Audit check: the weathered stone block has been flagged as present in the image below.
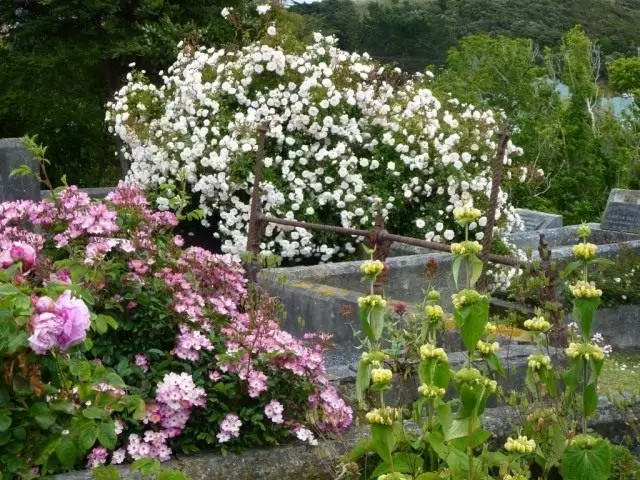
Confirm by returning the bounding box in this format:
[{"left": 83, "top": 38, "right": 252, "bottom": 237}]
[
  {"left": 0, "top": 138, "right": 40, "bottom": 202},
  {"left": 601, "top": 188, "right": 640, "bottom": 233}
]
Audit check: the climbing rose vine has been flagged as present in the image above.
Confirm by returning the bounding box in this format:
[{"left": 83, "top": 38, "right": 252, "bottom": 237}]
[{"left": 107, "top": 11, "right": 525, "bottom": 261}]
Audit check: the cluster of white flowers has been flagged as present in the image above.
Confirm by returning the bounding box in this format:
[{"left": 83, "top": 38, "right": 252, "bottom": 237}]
[{"left": 107, "top": 22, "right": 524, "bottom": 261}]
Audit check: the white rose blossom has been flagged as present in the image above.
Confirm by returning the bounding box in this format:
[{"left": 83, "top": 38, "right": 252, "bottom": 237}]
[{"left": 107, "top": 28, "right": 522, "bottom": 262}]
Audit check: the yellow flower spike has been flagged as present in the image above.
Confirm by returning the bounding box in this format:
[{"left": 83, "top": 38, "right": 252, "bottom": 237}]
[
  {"left": 569, "top": 281, "right": 602, "bottom": 298},
  {"left": 504, "top": 435, "right": 536, "bottom": 454},
  {"left": 360, "top": 259, "right": 385, "bottom": 277},
  {"left": 371, "top": 368, "right": 393, "bottom": 386},
  {"left": 419, "top": 344, "right": 448, "bottom": 362},
  {"left": 523, "top": 316, "right": 551, "bottom": 333},
  {"left": 453, "top": 205, "right": 482, "bottom": 225},
  {"left": 476, "top": 340, "right": 500, "bottom": 356},
  {"left": 572, "top": 242, "right": 597, "bottom": 261},
  {"left": 358, "top": 294, "right": 388, "bottom": 309}
]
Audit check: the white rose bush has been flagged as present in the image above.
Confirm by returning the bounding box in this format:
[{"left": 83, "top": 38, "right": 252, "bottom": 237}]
[{"left": 107, "top": 4, "right": 524, "bottom": 262}]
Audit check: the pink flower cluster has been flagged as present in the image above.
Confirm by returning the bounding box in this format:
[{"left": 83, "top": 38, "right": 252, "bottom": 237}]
[
  {"left": 28, "top": 291, "right": 91, "bottom": 355},
  {"left": 217, "top": 413, "right": 242, "bottom": 443},
  {"left": 172, "top": 325, "right": 214, "bottom": 361},
  {"left": 264, "top": 400, "right": 284, "bottom": 424}
]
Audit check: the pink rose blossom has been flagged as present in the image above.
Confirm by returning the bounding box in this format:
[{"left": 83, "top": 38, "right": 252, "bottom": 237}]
[
  {"left": 0, "top": 241, "right": 36, "bottom": 270},
  {"left": 28, "top": 291, "right": 91, "bottom": 354}
]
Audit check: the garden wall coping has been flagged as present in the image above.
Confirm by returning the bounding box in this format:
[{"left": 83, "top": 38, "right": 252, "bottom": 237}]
[{"left": 54, "top": 398, "right": 640, "bottom": 480}]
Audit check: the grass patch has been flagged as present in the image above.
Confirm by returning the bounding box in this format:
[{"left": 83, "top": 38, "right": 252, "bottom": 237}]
[{"left": 599, "top": 353, "right": 640, "bottom": 395}]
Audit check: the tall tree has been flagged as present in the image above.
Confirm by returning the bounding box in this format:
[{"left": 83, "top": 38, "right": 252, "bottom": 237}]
[{"left": 0, "top": 0, "right": 241, "bottom": 185}]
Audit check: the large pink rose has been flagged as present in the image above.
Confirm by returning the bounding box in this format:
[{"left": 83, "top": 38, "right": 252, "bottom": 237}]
[
  {"left": 27, "top": 291, "right": 91, "bottom": 355},
  {"left": 28, "top": 312, "right": 64, "bottom": 355},
  {"left": 54, "top": 291, "right": 91, "bottom": 350},
  {"left": 0, "top": 242, "right": 36, "bottom": 270}
]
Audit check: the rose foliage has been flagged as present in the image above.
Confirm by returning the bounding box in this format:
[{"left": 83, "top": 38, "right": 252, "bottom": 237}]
[
  {"left": 108, "top": 9, "right": 525, "bottom": 262},
  {"left": 0, "top": 183, "right": 352, "bottom": 477}
]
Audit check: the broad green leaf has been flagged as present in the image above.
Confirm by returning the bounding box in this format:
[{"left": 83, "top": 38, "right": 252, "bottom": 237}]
[
  {"left": 78, "top": 422, "right": 100, "bottom": 451},
  {"left": 561, "top": 439, "right": 611, "bottom": 480},
  {"left": 56, "top": 435, "right": 78, "bottom": 467},
  {"left": 83, "top": 407, "right": 106, "bottom": 420},
  {"left": 444, "top": 417, "right": 480, "bottom": 441},
  {"left": 158, "top": 471, "right": 190, "bottom": 480},
  {"left": 573, "top": 297, "right": 600, "bottom": 338},
  {"left": 452, "top": 256, "right": 462, "bottom": 288},
  {"left": 583, "top": 383, "right": 598, "bottom": 417},
  {"left": 469, "top": 256, "right": 483, "bottom": 287},
  {"left": 98, "top": 422, "right": 117, "bottom": 450},
  {"left": 356, "top": 360, "right": 371, "bottom": 404},
  {"left": 455, "top": 297, "right": 489, "bottom": 354},
  {"left": 0, "top": 413, "right": 11, "bottom": 432},
  {"left": 359, "top": 305, "right": 375, "bottom": 343},
  {"left": 370, "top": 452, "right": 423, "bottom": 477},
  {"left": 133, "top": 397, "right": 146, "bottom": 420},
  {"left": 371, "top": 424, "right": 396, "bottom": 464},
  {"left": 370, "top": 306, "right": 385, "bottom": 342},
  {"left": 343, "top": 437, "right": 372, "bottom": 462},
  {"left": 562, "top": 260, "right": 583, "bottom": 279},
  {"left": 486, "top": 353, "right": 505, "bottom": 376},
  {"left": 425, "top": 431, "right": 448, "bottom": 460},
  {"left": 433, "top": 362, "right": 451, "bottom": 389},
  {"left": 91, "top": 465, "right": 121, "bottom": 480},
  {"left": 416, "top": 474, "right": 441, "bottom": 480},
  {"left": 0, "top": 283, "right": 20, "bottom": 296}
]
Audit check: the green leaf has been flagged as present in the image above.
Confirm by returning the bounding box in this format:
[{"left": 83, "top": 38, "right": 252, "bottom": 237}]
[
  {"left": 416, "top": 474, "right": 441, "bottom": 480},
  {"left": 454, "top": 297, "right": 489, "bottom": 353},
  {"left": 573, "top": 297, "right": 600, "bottom": 338},
  {"left": 426, "top": 431, "right": 448, "bottom": 460},
  {"left": 486, "top": 353, "right": 505, "bottom": 376},
  {"left": 369, "top": 306, "right": 385, "bottom": 342},
  {"left": 78, "top": 422, "right": 100, "bottom": 451},
  {"left": 562, "top": 260, "right": 584, "bottom": 279},
  {"left": 83, "top": 407, "right": 106, "bottom": 420},
  {"left": 445, "top": 417, "right": 480, "bottom": 441},
  {"left": 56, "top": 435, "right": 78, "bottom": 467},
  {"left": 92, "top": 465, "right": 121, "bottom": 480},
  {"left": 133, "top": 397, "right": 146, "bottom": 420},
  {"left": 433, "top": 362, "right": 451, "bottom": 389},
  {"left": 452, "top": 256, "right": 462, "bottom": 288},
  {"left": 343, "top": 437, "right": 372, "bottom": 462},
  {"left": 583, "top": 383, "right": 598, "bottom": 417},
  {"left": 0, "top": 413, "right": 11, "bottom": 432},
  {"left": 0, "top": 283, "right": 20, "bottom": 296},
  {"left": 98, "top": 422, "right": 117, "bottom": 450},
  {"left": 561, "top": 439, "right": 611, "bottom": 480},
  {"left": 370, "top": 452, "right": 423, "bottom": 477},
  {"left": 371, "top": 424, "right": 396, "bottom": 464},
  {"left": 469, "top": 256, "right": 483, "bottom": 287},
  {"left": 158, "top": 471, "right": 190, "bottom": 480},
  {"left": 359, "top": 305, "right": 376, "bottom": 343},
  {"left": 355, "top": 360, "right": 371, "bottom": 404}
]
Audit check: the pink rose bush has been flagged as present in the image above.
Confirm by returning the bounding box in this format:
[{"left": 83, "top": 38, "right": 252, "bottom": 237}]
[{"left": 0, "top": 182, "right": 352, "bottom": 475}]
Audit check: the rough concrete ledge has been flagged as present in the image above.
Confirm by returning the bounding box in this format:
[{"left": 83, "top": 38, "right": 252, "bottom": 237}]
[{"left": 55, "top": 398, "right": 639, "bottom": 480}]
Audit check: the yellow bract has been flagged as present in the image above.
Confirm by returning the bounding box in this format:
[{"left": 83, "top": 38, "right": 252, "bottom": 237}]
[
  {"left": 569, "top": 280, "right": 602, "bottom": 298},
  {"left": 504, "top": 435, "right": 536, "bottom": 454},
  {"left": 572, "top": 242, "right": 597, "bottom": 261}
]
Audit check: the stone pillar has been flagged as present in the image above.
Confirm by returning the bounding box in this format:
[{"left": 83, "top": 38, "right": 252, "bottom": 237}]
[{"left": 0, "top": 138, "right": 40, "bottom": 203}]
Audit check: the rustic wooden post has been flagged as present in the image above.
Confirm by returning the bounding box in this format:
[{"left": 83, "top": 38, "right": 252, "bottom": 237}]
[
  {"left": 369, "top": 212, "right": 393, "bottom": 295},
  {"left": 480, "top": 126, "right": 510, "bottom": 264},
  {"left": 244, "top": 124, "right": 268, "bottom": 283},
  {"left": 538, "top": 234, "right": 568, "bottom": 347}
]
